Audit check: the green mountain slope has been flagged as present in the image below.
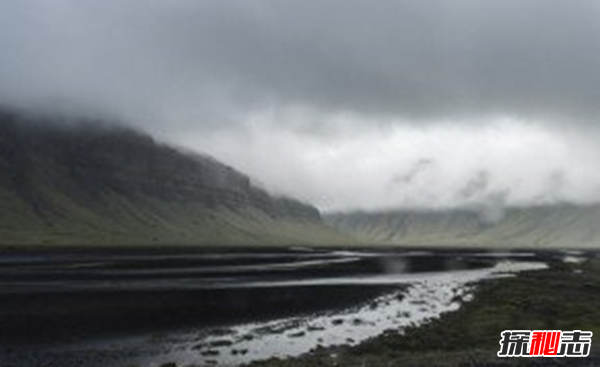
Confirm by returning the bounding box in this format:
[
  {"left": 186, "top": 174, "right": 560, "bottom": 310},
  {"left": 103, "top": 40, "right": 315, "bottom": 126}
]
[
  {"left": 0, "top": 110, "right": 350, "bottom": 246},
  {"left": 326, "top": 205, "right": 600, "bottom": 248}
]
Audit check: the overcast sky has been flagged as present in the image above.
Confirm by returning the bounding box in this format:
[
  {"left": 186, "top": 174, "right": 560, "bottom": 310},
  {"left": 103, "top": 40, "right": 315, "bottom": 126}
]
[{"left": 2, "top": 0, "right": 600, "bottom": 211}]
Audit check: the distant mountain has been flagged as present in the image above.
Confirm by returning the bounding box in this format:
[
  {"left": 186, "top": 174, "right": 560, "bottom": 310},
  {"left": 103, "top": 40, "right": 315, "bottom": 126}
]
[
  {"left": 326, "top": 205, "right": 600, "bottom": 248},
  {"left": 0, "top": 109, "right": 350, "bottom": 246}
]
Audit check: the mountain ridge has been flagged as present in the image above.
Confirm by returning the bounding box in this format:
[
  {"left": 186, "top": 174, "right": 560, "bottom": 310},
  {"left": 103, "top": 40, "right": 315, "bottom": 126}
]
[
  {"left": 0, "top": 109, "right": 350, "bottom": 246},
  {"left": 325, "top": 204, "right": 600, "bottom": 248}
]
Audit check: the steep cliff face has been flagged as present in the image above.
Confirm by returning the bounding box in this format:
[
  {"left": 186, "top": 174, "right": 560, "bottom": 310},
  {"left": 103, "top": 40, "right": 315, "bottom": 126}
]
[
  {"left": 326, "top": 205, "right": 600, "bottom": 249},
  {"left": 0, "top": 110, "right": 347, "bottom": 246}
]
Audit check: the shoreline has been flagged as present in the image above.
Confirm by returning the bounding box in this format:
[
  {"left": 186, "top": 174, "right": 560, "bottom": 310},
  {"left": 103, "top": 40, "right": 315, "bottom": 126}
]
[
  {"left": 247, "top": 255, "right": 600, "bottom": 367},
  {"left": 0, "top": 249, "right": 585, "bottom": 367}
]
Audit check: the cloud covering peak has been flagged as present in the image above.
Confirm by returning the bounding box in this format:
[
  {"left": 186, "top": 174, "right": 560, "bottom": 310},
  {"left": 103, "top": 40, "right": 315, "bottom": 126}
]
[{"left": 1, "top": 0, "right": 600, "bottom": 210}]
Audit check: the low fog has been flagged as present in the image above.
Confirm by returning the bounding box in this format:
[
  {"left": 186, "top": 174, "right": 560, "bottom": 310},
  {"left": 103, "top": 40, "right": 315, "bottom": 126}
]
[
  {"left": 173, "top": 114, "right": 600, "bottom": 211},
  {"left": 1, "top": 0, "right": 600, "bottom": 211}
]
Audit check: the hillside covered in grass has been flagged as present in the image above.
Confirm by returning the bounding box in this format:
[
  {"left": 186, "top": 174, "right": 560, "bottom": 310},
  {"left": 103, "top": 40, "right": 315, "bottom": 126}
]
[
  {"left": 327, "top": 205, "right": 600, "bottom": 248},
  {"left": 0, "top": 110, "right": 349, "bottom": 246}
]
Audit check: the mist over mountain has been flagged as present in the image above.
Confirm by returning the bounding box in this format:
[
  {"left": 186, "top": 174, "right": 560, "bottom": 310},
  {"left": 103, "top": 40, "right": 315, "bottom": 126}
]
[
  {"left": 3, "top": 1, "right": 600, "bottom": 247},
  {"left": 326, "top": 205, "right": 600, "bottom": 248},
  {"left": 2, "top": 1, "right": 600, "bottom": 212},
  {"left": 0, "top": 109, "right": 349, "bottom": 246}
]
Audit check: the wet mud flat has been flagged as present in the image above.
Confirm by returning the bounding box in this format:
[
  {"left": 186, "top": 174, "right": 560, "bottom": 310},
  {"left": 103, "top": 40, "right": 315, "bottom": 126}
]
[
  {"left": 0, "top": 247, "right": 418, "bottom": 343},
  {"left": 0, "top": 247, "right": 567, "bottom": 366}
]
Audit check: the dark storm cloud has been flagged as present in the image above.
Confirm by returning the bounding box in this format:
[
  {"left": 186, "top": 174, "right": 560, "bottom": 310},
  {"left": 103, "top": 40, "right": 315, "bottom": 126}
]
[{"left": 1, "top": 0, "right": 600, "bottom": 129}]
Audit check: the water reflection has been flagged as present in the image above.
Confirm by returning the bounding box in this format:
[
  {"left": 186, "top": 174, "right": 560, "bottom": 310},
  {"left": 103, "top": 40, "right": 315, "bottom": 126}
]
[{"left": 0, "top": 248, "right": 564, "bottom": 367}]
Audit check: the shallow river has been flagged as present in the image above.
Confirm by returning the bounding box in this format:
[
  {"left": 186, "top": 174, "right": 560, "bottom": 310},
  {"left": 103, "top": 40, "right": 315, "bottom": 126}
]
[{"left": 0, "top": 247, "right": 568, "bottom": 367}]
